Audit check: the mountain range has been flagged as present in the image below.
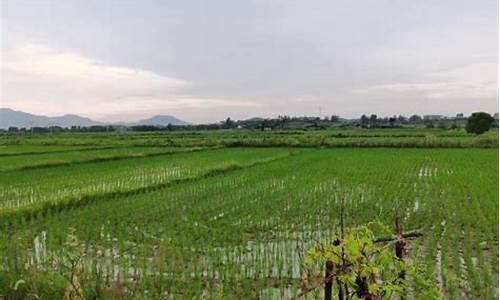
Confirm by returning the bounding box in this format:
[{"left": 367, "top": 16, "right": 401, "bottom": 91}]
[{"left": 0, "top": 108, "right": 190, "bottom": 128}]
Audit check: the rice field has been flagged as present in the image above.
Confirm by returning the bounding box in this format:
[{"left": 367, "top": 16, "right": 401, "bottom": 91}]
[
  {"left": 0, "top": 146, "right": 199, "bottom": 172},
  {"left": 0, "top": 144, "right": 110, "bottom": 155},
  {"left": 0, "top": 141, "right": 497, "bottom": 299},
  {"left": 0, "top": 148, "right": 290, "bottom": 214}
]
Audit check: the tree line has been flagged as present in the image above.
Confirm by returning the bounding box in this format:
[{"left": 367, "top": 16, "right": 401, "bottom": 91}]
[{"left": 1, "top": 112, "right": 496, "bottom": 134}]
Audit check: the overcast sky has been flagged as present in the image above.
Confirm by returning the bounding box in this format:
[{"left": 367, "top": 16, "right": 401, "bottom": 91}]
[{"left": 1, "top": 0, "right": 498, "bottom": 123}]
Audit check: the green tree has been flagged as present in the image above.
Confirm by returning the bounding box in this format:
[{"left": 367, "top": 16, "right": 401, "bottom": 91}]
[
  {"left": 408, "top": 114, "right": 422, "bottom": 124},
  {"left": 466, "top": 112, "right": 494, "bottom": 134},
  {"left": 222, "top": 117, "right": 235, "bottom": 129},
  {"left": 360, "top": 115, "right": 369, "bottom": 127},
  {"left": 437, "top": 121, "right": 448, "bottom": 129}
]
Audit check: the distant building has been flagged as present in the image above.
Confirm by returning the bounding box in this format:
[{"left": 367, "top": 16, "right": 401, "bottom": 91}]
[
  {"left": 456, "top": 113, "right": 464, "bottom": 119},
  {"left": 423, "top": 115, "right": 446, "bottom": 121},
  {"left": 494, "top": 113, "right": 499, "bottom": 120}
]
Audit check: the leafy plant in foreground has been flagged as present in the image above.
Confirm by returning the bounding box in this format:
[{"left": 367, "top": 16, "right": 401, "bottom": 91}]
[
  {"left": 301, "top": 224, "right": 439, "bottom": 299},
  {"left": 62, "top": 228, "right": 85, "bottom": 300}
]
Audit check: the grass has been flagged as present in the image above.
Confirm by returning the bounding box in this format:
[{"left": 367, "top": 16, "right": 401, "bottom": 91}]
[
  {"left": 0, "top": 144, "right": 111, "bottom": 155},
  {"left": 0, "top": 144, "right": 497, "bottom": 298},
  {"left": 1, "top": 128, "right": 498, "bottom": 148}
]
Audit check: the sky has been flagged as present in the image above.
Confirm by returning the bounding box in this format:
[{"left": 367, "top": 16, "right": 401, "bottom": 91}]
[{"left": 1, "top": 0, "right": 498, "bottom": 123}]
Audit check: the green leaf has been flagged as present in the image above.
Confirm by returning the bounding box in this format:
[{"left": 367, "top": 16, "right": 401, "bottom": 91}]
[{"left": 368, "top": 283, "right": 378, "bottom": 294}]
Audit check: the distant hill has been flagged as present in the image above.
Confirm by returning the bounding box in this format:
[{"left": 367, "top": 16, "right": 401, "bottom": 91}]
[
  {"left": 0, "top": 108, "right": 102, "bottom": 128},
  {"left": 134, "top": 115, "right": 190, "bottom": 126},
  {"left": 0, "top": 108, "right": 190, "bottom": 128}
]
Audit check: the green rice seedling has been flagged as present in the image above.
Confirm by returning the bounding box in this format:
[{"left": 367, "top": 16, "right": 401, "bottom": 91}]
[{"left": 0, "top": 148, "right": 496, "bottom": 298}]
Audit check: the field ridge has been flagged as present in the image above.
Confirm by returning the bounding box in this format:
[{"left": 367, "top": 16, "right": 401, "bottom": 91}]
[
  {"left": 0, "top": 146, "right": 211, "bottom": 172},
  {"left": 0, "top": 145, "right": 120, "bottom": 157}
]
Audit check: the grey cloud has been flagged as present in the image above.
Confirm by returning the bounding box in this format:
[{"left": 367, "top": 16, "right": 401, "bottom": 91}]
[{"left": 1, "top": 0, "right": 497, "bottom": 122}]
